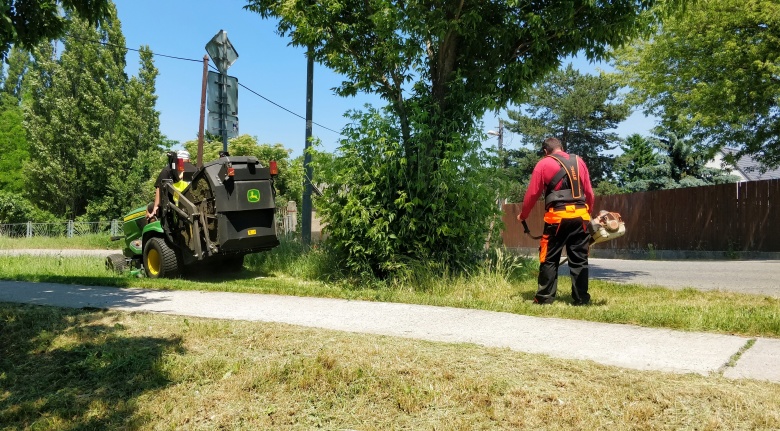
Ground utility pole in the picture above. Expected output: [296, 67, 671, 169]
[301, 46, 314, 246]
[197, 55, 208, 168]
[488, 118, 505, 168]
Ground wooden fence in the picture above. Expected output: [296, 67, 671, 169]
[501, 179, 780, 253]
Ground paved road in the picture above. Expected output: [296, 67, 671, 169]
[579, 258, 780, 297]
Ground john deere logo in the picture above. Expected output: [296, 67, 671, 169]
[247, 189, 260, 203]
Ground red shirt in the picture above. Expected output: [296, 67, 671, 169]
[519, 151, 594, 220]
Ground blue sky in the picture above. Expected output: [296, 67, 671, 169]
[115, 0, 655, 157]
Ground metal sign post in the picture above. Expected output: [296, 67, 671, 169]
[205, 30, 239, 153]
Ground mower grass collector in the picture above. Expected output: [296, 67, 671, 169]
[106, 155, 280, 278]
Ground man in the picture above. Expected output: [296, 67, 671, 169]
[517, 137, 595, 305]
[146, 150, 195, 220]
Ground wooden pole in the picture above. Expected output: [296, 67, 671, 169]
[197, 54, 209, 168]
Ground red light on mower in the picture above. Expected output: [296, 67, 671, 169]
[269, 160, 278, 176]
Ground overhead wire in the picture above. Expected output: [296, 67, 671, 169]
[68, 35, 344, 137]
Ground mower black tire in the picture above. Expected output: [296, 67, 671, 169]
[105, 253, 127, 273]
[143, 237, 181, 278]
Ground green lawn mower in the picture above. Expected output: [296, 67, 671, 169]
[107, 155, 280, 278]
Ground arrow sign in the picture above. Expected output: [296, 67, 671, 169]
[205, 30, 238, 74]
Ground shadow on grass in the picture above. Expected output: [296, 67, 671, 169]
[0, 303, 182, 429]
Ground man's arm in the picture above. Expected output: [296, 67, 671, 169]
[518, 163, 546, 221]
[147, 187, 161, 219]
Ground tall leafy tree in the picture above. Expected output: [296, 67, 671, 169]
[0, 46, 30, 194]
[0, 0, 110, 61]
[0, 92, 28, 193]
[245, 0, 677, 276]
[614, 0, 780, 167]
[25, 3, 162, 219]
[504, 65, 630, 185]
[2, 45, 29, 98]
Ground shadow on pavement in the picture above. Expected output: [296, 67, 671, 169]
[0, 278, 170, 310]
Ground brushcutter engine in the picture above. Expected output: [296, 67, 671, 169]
[588, 210, 626, 245]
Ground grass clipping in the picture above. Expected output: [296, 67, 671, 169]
[1, 304, 779, 430]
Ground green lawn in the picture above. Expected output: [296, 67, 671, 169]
[1, 303, 778, 430]
[2, 240, 779, 429]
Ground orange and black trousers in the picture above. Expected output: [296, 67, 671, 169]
[535, 207, 591, 304]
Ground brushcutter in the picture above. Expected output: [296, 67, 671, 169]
[522, 210, 626, 264]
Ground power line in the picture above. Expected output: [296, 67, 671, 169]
[68, 35, 344, 137]
[68, 35, 203, 63]
[238, 81, 342, 136]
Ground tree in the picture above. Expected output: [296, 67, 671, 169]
[0, 46, 30, 194]
[617, 131, 739, 191]
[25, 3, 163, 220]
[0, 93, 28, 193]
[613, 133, 659, 191]
[504, 65, 630, 185]
[245, 0, 679, 276]
[2, 45, 29, 98]
[0, 0, 110, 61]
[614, 0, 780, 168]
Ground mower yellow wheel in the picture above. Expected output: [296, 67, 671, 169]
[146, 248, 161, 276]
[142, 237, 181, 278]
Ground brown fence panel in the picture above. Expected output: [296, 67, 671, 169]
[501, 179, 780, 252]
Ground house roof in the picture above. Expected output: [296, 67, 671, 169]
[719, 148, 780, 181]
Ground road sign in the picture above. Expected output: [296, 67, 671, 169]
[206, 71, 238, 116]
[207, 112, 239, 138]
[205, 30, 238, 74]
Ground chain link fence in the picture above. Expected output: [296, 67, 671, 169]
[3, 204, 308, 239]
[0, 220, 121, 238]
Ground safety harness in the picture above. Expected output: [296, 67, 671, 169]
[543, 153, 590, 224]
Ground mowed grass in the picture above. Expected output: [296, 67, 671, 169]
[1, 303, 779, 430]
[0, 253, 778, 338]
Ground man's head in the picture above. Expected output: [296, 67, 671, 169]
[541, 137, 563, 155]
[175, 150, 191, 175]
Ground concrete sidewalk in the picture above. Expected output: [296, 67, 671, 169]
[1, 280, 778, 383]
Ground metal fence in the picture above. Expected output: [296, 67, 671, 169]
[3, 208, 300, 239]
[0, 220, 121, 238]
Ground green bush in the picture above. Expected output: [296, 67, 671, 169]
[316, 107, 502, 279]
[0, 191, 57, 223]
